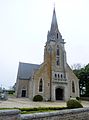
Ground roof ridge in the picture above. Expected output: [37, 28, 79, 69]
[19, 62, 40, 66]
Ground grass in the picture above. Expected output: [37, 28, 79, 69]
[0, 107, 67, 114]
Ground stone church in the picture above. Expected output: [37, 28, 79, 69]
[16, 8, 79, 101]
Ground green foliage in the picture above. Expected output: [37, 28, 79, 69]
[76, 97, 80, 101]
[73, 63, 89, 97]
[67, 99, 83, 109]
[19, 107, 67, 111]
[8, 90, 15, 94]
[33, 95, 43, 101]
[18, 107, 67, 114]
[0, 107, 67, 114]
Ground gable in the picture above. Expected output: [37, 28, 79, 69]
[66, 64, 79, 81]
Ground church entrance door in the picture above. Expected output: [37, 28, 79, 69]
[21, 90, 26, 97]
[55, 88, 63, 100]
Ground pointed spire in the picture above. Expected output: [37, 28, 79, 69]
[50, 7, 58, 32]
[47, 7, 63, 43]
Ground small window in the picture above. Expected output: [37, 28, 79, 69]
[72, 81, 75, 93]
[55, 74, 57, 78]
[57, 33, 58, 39]
[61, 74, 63, 78]
[58, 74, 60, 78]
[39, 79, 43, 92]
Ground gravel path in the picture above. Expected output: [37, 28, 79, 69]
[0, 97, 89, 108]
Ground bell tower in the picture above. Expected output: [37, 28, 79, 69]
[44, 7, 66, 76]
[44, 7, 67, 101]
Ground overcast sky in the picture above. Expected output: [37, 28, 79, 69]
[0, 0, 89, 89]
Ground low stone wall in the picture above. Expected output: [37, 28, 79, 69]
[81, 97, 89, 101]
[21, 108, 89, 120]
[0, 110, 20, 120]
[1, 108, 89, 120]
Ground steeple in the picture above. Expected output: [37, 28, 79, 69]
[47, 7, 63, 43]
[50, 7, 58, 32]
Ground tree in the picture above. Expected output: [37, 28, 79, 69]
[71, 63, 82, 70]
[73, 63, 89, 97]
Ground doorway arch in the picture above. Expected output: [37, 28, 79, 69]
[55, 88, 64, 100]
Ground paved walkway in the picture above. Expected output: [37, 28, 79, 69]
[0, 97, 89, 108]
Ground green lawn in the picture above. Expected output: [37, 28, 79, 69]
[0, 107, 67, 114]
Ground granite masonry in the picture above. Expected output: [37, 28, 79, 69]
[0, 110, 20, 120]
[1, 108, 89, 120]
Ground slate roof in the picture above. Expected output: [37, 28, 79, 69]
[17, 62, 40, 80]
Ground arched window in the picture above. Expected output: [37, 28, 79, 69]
[61, 74, 63, 79]
[39, 79, 43, 92]
[55, 74, 57, 79]
[72, 81, 75, 93]
[58, 74, 60, 78]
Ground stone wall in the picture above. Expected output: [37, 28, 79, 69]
[1, 108, 89, 120]
[21, 108, 89, 120]
[0, 110, 20, 120]
[16, 79, 29, 98]
[81, 97, 89, 101]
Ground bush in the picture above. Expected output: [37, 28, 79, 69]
[8, 90, 15, 95]
[67, 99, 83, 109]
[33, 95, 43, 101]
[76, 97, 80, 101]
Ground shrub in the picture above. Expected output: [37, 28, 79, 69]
[67, 99, 83, 109]
[8, 90, 15, 94]
[76, 97, 80, 101]
[33, 95, 43, 101]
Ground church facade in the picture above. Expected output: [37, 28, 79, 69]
[16, 8, 79, 101]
